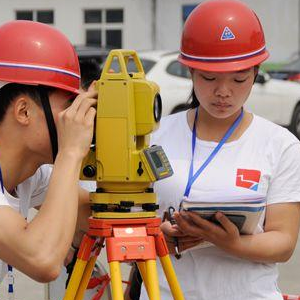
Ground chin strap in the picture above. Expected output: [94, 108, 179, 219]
[38, 87, 58, 163]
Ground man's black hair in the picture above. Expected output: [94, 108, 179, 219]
[79, 59, 102, 91]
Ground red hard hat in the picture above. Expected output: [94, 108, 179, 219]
[178, 0, 269, 72]
[0, 20, 80, 94]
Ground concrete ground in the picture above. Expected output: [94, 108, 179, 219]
[1, 237, 300, 300]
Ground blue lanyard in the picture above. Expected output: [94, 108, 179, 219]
[184, 107, 244, 198]
[0, 166, 14, 298]
[7, 264, 14, 298]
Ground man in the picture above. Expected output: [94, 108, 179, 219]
[0, 19, 96, 291]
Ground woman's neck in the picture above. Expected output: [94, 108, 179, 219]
[187, 106, 253, 142]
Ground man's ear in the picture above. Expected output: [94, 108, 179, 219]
[13, 96, 31, 125]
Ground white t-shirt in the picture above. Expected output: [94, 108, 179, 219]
[0, 165, 52, 283]
[141, 111, 300, 300]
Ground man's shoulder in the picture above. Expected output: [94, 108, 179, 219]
[0, 191, 9, 207]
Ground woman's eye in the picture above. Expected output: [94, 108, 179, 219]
[201, 75, 215, 81]
[234, 77, 248, 83]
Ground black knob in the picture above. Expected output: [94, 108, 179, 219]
[83, 165, 96, 177]
[120, 201, 135, 207]
[142, 203, 159, 211]
[137, 162, 144, 176]
[91, 204, 108, 212]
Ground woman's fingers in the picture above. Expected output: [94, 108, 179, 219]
[173, 212, 206, 237]
[160, 221, 186, 237]
[164, 235, 204, 253]
[214, 212, 239, 235]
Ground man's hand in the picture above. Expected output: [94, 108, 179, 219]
[57, 90, 97, 160]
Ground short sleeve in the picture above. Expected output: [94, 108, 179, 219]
[79, 180, 96, 192]
[0, 192, 9, 207]
[267, 143, 300, 205]
[29, 165, 52, 208]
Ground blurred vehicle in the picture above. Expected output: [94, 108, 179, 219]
[268, 57, 300, 83]
[113, 51, 300, 139]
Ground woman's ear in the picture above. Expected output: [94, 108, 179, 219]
[13, 96, 31, 125]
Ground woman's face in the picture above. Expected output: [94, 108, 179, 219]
[191, 67, 256, 119]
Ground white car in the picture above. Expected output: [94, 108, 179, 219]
[132, 51, 300, 139]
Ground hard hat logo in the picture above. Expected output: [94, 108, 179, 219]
[221, 27, 235, 41]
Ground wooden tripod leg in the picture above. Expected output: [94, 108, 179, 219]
[155, 232, 185, 300]
[145, 259, 161, 300]
[109, 261, 124, 300]
[137, 261, 149, 295]
[159, 255, 185, 300]
[74, 254, 98, 300]
[63, 235, 97, 300]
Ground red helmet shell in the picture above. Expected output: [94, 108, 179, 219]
[0, 20, 80, 94]
[178, 0, 269, 72]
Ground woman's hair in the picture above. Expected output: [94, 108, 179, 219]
[188, 89, 199, 109]
[0, 83, 55, 123]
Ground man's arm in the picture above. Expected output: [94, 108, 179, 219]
[0, 153, 82, 282]
[72, 186, 92, 248]
[0, 91, 97, 282]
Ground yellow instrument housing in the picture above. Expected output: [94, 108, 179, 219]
[80, 50, 166, 193]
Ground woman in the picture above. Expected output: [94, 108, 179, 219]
[140, 0, 300, 299]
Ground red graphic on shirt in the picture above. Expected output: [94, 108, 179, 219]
[236, 169, 261, 191]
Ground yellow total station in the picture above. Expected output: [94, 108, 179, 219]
[80, 49, 173, 218]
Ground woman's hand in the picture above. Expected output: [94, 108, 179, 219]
[173, 211, 242, 253]
[160, 220, 204, 254]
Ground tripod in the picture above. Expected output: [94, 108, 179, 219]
[63, 192, 185, 300]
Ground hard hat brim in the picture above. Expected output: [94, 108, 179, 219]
[178, 51, 269, 73]
[0, 66, 80, 95]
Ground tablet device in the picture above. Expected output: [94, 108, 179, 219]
[201, 213, 246, 232]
